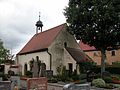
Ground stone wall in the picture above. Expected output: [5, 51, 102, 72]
[49, 28, 80, 74]
[48, 83, 64, 90]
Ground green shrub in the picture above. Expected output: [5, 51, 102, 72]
[2, 74, 9, 81]
[71, 74, 87, 82]
[72, 75, 79, 81]
[25, 71, 33, 78]
[106, 66, 120, 74]
[79, 74, 87, 79]
[56, 65, 71, 82]
[92, 66, 120, 74]
[95, 73, 101, 78]
[48, 77, 58, 83]
[79, 79, 87, 84]
[112, 61, 120, 67]
[103, 76, 113, 83]
[92, 78, 106, 88]
[80, 61, 96, 73]
[105, 84, 115, 89]
[112, 75, 120, 80]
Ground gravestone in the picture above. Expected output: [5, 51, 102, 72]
[0, 81, 11, 90]
[0, 77, 2, 81]
[46, 70, 53, 78]
[11, 76, 20, 90]
[27, 77, 47, 90]
[40, 63, 46, 77]
[32, 60, 39, 77]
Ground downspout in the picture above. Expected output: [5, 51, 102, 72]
[47, 49, 52, 70]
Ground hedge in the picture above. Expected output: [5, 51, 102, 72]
[92, 66, 120, 74]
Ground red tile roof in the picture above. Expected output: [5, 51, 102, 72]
[18, 23, 65, 55]
[79, 41, 96, 51]
[66, 47, 91, 63]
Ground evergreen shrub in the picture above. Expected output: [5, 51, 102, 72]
[25, 71, 33, 78]
[103, 76, 113, 83]
[92, 66, 120, 74]
[92, 78, 106, 88]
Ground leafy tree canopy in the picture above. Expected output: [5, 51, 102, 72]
[64, 0, 120, 50]
[64, 0, 120, 75]
[0, 39, 10, 63]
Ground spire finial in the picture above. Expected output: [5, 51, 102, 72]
[39, 12, 40, 21]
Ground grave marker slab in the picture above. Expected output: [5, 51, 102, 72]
[27, 77, 47, 90]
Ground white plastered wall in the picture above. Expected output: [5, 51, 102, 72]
[17, 51, 50, 75]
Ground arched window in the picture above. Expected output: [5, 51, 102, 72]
[24, 63, 27, 75]
[64, 42, 67, 48]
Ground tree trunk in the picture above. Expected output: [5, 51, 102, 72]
[101, 49, 106, 77]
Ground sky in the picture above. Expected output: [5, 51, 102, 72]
[0, 0, 69, 55]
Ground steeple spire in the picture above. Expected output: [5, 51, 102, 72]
[35, 12, 43, 34]
[39, 12, 40, 21]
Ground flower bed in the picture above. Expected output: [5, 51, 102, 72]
[112, 76, 120, 84]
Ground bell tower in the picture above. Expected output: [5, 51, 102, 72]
[35, 12, 43, 34]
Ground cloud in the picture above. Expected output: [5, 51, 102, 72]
[0, 0, 68, 54]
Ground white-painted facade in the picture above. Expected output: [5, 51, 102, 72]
[4, 64, 11, 74]
[17, 51, 50, 75]
[4, 64, 19, 75]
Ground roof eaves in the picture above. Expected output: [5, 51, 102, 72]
[17, 48, 48, 55]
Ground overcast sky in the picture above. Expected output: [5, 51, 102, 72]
[0, 0, 69, 55]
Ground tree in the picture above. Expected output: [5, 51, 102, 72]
[64, 0, 120, 75]
[0, 39, 10, 63]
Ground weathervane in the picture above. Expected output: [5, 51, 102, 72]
[35, 12, 43, 34]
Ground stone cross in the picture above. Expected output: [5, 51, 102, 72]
[32, 60, 39, 77]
